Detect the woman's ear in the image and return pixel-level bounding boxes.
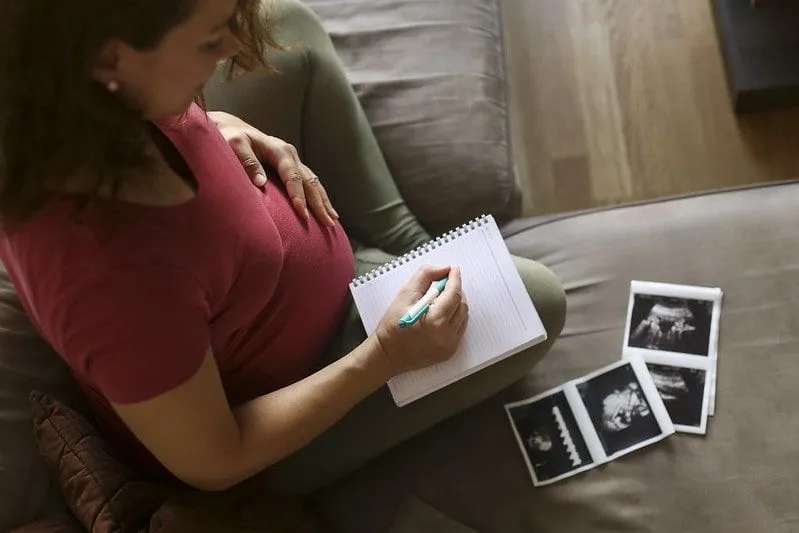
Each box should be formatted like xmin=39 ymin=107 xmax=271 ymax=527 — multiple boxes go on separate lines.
xmin=91 ymin=40 xmax=124 ymax=86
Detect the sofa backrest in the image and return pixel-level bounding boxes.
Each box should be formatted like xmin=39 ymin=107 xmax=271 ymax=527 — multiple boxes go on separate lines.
xmin=303 ymin=0 xmax=520 ymax=234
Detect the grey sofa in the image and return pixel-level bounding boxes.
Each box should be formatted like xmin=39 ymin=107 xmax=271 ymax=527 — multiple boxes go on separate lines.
xmin=2 ymin=0 xmax=798 ymax=531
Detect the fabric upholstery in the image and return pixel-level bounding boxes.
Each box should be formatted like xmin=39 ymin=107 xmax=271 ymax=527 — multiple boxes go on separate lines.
xmin=10 ymin=513 xmax=84 ymax=533
xmin=387 ymin=496 xmax=478 ymax=533
xmin=147 ymin=486 xmax=322 ymax=533
xmin=0 ymin=267 xmax=84 ymax=531
xmin=313 ymin=180 xmax=799 ymax=532
xmin=301 ymin=0 xmax=520 ymax=233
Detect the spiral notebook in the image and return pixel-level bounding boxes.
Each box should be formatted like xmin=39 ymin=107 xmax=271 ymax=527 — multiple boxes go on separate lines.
xmin=350 ymin=215 xmax=547 ymax=407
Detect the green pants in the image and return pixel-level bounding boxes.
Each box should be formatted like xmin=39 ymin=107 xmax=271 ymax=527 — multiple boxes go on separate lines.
xmin=206 ymin=0 xmax=566 ymax=495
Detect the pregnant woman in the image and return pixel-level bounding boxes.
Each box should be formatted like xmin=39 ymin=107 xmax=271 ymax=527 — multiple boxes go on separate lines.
xmin=0 ymin=0 xmax=566 ymax=495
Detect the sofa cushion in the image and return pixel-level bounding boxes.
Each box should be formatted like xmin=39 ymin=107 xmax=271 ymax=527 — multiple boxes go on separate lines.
xmin=9 ymin=513 xmax=84 ymax=533
xmin=387 ymin=496 xmax=477 ymax=533
xmin=147 ymin=484 xmax=322 ymax=533
xmin=312 ymin=181 xmax=799 ymax=532
xmin=302 ymin=0 xmax=520 ymax=233
xmin=0 ymin=267 xmax=83 ymax=531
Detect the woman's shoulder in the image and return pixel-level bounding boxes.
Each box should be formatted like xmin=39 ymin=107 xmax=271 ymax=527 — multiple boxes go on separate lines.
xmin=0 ymin=202 xmax=206 ymax=333
xmin=0 ymin=198 xmax=188 ymax=285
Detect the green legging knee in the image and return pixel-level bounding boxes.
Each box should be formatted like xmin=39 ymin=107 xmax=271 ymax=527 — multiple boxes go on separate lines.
xmin=205 ymin=0 xmax=567 ymax=494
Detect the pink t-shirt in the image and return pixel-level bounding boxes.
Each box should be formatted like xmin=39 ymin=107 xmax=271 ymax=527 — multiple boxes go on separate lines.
xmin=0 ymin=103 xmax=356 ymax=477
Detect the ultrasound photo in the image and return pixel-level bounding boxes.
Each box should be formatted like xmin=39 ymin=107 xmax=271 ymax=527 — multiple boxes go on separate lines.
xmin=647 ymin=363 xmax=707 ymax=429
xmin=577 ymin=363 xmax=664 ymax=456
xmin=507 ymin=390 xmax=592 ymax=484
xmin=627 ymin=294 xmax=714 ymax=356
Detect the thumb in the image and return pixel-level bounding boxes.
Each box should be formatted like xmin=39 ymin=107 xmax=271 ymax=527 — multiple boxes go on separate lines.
xmin=230 ymin=137 xmax=267 ymax=187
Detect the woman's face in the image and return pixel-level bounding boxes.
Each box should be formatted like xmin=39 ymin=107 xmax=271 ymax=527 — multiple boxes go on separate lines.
xmin=93 ymin=0 xmax=243 ymax=119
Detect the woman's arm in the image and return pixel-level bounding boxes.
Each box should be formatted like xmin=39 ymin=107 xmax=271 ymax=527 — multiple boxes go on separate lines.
xmin=113 ymin=336 xmax=390 ymax=491
xmin=112 ymin=265 xmax=468 ymax=491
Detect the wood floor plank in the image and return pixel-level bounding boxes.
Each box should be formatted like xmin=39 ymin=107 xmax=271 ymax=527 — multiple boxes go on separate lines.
xmin=566 ymin=0 xmax=633 ymax=203
xmin=527 ymin=0 xmax=588 ymax=162
xmin=501 ymin=0 xmax=799 ymax=216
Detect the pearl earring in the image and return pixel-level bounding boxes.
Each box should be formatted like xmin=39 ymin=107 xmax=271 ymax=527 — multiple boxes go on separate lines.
xmin=107 ymin=80 xmax=119 ymax=93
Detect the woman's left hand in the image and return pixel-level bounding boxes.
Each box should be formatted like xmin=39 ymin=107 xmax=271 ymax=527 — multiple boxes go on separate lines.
xmin=209 ymin=111 xmax=339 ymax=227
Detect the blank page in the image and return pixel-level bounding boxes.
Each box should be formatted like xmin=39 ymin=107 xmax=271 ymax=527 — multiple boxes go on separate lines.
xmin=350 ymin=215 xmax=547 ymax=406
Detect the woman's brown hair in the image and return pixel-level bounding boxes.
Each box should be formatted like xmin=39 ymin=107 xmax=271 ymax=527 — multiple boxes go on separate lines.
xmin=0 ymin=0 xmax=280 ymax=229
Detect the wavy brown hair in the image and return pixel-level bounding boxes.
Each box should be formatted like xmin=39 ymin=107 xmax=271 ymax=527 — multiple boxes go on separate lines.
xmin=0 ymin=0 xmax=280 ymax=229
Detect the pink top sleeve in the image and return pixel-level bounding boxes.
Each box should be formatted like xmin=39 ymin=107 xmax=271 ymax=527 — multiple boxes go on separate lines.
xmin=43 ymin=259 xmax=212 ymax=404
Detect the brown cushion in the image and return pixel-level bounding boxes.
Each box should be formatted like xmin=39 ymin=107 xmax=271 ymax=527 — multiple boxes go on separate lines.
xmin=29 ymin=392 xmax=179 ymax=533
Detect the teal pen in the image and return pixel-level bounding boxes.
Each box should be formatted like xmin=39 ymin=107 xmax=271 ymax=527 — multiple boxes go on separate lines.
xmin=398 ymin=277 xmax=449 ymax=328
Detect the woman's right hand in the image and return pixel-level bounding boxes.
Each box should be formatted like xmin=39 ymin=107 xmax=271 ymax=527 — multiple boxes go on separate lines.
xmin=373 ymin=265 xmax=469 ymax=377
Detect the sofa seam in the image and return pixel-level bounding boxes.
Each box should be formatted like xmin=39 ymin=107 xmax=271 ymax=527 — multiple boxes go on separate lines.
xmin=502 ymin=178 xmax=799 ymax=237
xmin=493 ymin=0 xmax=520 ymax=220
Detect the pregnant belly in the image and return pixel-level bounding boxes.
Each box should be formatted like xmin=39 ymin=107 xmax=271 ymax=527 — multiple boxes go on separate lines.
xmin=222 ymin=182 xmax=356 ymax=403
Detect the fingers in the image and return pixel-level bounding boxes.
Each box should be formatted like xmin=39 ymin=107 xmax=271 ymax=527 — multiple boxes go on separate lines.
xmin=302 ymin=164 xmax=339 ymax=224
xmin=427 ymin=266 xmax=463 ymax=322
xmin=302 ymin=166 xmax=336 ymax=227
xmin=227 ymin=133 xmax=267 ymax=187
xmin=402 ymin=265 xmax=452 ymax=300
xmin=274 ymin=147 xmax=310 ymax=220
xmin=245 ymin=131 xmax=307 ymax=218
xmin=453 ymin=300 xmax=469 ymax=335
xmin=235 ymin=128 xmax=340 ymax=226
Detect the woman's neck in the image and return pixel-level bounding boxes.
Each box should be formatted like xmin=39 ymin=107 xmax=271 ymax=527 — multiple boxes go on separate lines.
xmin=56 ymin=124 xmax=198 ymax=207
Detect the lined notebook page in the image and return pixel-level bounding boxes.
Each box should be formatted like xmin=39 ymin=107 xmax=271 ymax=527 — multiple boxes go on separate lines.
xmin=350 ymin=215 xmax=547 ymax=406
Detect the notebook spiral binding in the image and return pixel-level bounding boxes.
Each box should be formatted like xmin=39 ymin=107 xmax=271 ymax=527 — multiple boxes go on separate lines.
xmin=350 ymin=214 xmax=489 ymax=287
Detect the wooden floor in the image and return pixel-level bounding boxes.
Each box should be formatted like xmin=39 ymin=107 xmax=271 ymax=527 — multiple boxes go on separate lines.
xmin=501 ymin=0 xmax=799 ymax=216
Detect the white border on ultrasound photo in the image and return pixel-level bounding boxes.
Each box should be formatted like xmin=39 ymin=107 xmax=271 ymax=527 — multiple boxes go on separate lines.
xmin=642 ymin=353 xmax=710 ymax=435
xmin=621 ymin=281 xmax=722 ymax=416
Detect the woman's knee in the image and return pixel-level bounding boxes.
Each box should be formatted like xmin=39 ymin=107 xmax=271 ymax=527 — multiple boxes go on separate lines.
xmin=511 ymin=256 xmax=567 ymax=343
xmin=268 ymin=0 xmax=328 ymax=43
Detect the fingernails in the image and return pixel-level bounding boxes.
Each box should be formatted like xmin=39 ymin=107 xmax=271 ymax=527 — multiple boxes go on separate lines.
xmin=332 ymin=209 xmax=340 ymax=219
xmin=304 ymin=208 xmax=310 ymax=219
xmin=254 ymin=173 xmax=267 ymax=187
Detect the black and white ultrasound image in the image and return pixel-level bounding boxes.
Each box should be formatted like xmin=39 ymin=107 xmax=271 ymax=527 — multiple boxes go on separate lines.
xmin=646 ymin=363 xmax=706 ymax=428
xmin=508 ymin=391 xmax=592 ymax=483
xmin=628 ymin=294 xmax=713 ymax=356
xmin=577 ymin=364 xmax=664 ymax=456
